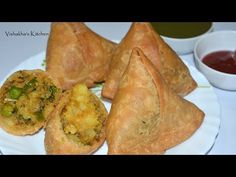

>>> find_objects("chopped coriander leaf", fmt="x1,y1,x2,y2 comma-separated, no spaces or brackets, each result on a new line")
48,85,57,102
35,110,44,120
41,59,46,67
23,77,38,93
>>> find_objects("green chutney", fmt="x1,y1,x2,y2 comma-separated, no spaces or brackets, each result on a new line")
151,22,212,38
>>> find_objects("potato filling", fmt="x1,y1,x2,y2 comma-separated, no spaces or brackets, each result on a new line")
0,71,61,125
62,84,105,145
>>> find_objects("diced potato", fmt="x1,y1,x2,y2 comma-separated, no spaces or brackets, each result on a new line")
62,84,102,145
64,124,77,134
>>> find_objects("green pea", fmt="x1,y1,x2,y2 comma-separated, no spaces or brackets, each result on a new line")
0,104,14,117
8,86,22,99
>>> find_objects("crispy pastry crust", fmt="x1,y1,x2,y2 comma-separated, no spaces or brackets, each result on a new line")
102,22,197,100
46,22,117,90
45,89,107,154
106,48,204,154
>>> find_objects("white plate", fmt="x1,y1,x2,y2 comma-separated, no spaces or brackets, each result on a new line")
0,51,220,155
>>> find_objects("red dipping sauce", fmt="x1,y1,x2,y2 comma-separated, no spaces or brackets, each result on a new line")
202,50,236,74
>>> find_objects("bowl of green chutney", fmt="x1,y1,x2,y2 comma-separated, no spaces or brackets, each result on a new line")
151,22,213,55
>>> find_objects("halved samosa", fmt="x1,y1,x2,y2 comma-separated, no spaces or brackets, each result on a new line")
46,22,117,90
106,48,204,154
102,22,197,99
45,84,107,154
0,70,62,136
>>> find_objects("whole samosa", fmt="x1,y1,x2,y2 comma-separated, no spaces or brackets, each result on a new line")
102,22,197,99
46,22,117,90
106,48,204,154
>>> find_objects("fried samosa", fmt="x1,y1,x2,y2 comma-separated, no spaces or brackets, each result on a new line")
102,22,197,99
106,48,204,154
0,70,62,136
46,22,117,90
45,84,107,154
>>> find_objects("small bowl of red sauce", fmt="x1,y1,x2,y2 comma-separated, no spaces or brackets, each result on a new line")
194,30,236,90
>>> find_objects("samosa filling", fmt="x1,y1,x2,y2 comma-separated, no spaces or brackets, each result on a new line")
0,71,60,125
62,84,105,146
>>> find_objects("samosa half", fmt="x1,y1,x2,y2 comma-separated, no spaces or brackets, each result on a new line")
45,84,107,154
102,22,197,99
46,22,117,90
0,70,62,136
106,48,204,154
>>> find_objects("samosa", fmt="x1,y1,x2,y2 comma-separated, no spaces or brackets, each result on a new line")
45,84,107,154
0,70,62,136
106,48,204,154
46,22,117,90
102,22,197,99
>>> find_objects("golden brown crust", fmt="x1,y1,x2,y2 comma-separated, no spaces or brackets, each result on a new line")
45,89,107,154
0,69,62,136
153,29,197,96
46,22,117,90
102,22,197,100
106,48,204,154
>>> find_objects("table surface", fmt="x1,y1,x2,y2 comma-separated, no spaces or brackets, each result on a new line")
0,22,236,154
